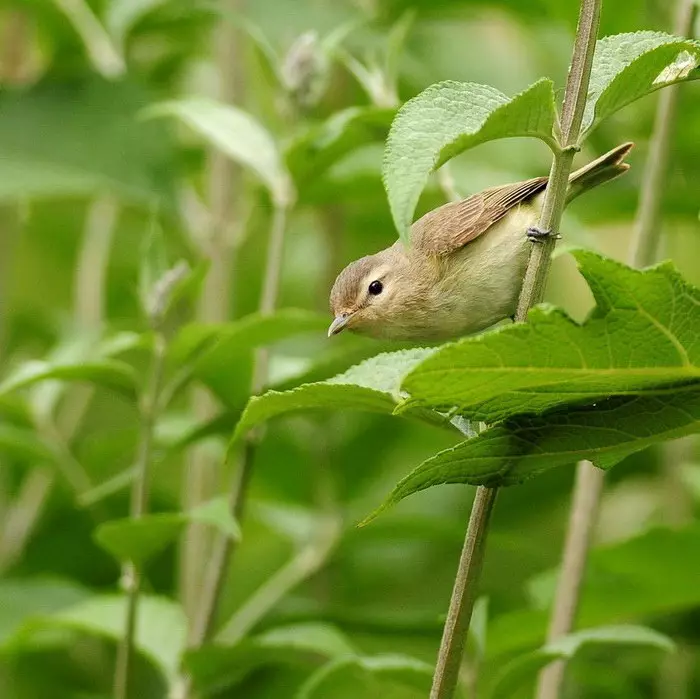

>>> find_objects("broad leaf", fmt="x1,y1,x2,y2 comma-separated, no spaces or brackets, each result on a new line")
298,654,435,699
0,359,138,401
94,497,240,564
487,625,673,699
366,387,700,521
185,622,356,695
26,595,186,681
145,99,293,205
382,79,557,240
0,80,174,204
583,32,700,134
0,425,58,464
231,349,443,443
400,251,700,422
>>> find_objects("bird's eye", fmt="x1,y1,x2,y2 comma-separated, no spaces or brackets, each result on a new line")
368,280,383,296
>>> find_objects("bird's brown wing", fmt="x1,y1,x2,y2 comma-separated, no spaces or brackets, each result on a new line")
410,176,549,255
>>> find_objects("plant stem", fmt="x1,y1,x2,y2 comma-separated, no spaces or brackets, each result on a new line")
180,202,290,697
536,3,696,698
430,487,498,699
431,2,602,697
534,461,604,699
113,334,167,699
181,0,245,618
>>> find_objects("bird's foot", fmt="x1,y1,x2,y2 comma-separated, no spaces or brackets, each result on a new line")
527,226,561,243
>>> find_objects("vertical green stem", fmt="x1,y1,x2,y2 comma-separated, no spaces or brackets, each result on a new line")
431,2,602,697
113,335,167,699
537,3,697,699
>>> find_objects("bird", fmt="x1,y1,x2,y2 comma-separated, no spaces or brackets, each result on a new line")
328,142,633,341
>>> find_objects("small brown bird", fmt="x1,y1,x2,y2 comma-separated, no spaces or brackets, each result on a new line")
328,142,633,341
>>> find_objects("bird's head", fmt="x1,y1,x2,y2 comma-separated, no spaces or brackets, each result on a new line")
328,248,409,339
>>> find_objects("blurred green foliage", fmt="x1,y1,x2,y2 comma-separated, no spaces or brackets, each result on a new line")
0,1,698,698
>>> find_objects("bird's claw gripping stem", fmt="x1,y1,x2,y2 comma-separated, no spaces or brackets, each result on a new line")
527,226,561,243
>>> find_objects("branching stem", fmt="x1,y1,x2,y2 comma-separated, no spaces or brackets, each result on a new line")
430,2,602,697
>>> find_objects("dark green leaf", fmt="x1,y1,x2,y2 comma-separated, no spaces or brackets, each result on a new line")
401,251,700,422
366,388,700,521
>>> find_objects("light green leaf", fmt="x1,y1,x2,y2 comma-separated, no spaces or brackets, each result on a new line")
94,497,240,564
145,99,293,205
185,622,356,695
487,625,673,699
27,595,186,681
138,216,170,318
0,359,138,401
382,79,557,240
231,349,444,443
0,425,58,464
583,32,700,134
298,654,435,699
0,79,174,204
400,251,700,422
365,387,700,522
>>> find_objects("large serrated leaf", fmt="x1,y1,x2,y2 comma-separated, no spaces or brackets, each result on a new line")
583,31,700,134
382,79,557,240
400,251,700,422
145,99,293,205
365,387,700,522
487,625,673,699
231,349,442,442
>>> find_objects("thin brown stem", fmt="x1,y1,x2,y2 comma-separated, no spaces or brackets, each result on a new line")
432,2,602,697
113,335,167,699
535,462,604,699
536,3,696,698
430,487,498,699
181,0,246,617
179,203,290,698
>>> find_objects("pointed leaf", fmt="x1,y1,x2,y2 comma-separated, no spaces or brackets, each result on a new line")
584,32,700,134
383,79,557,240
231,349,443,443
400,251,700,422
365,387,700,522
145,99,292,205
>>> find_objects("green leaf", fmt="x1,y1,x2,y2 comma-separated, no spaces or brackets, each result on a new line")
400,251,700,422
286,107,395,191
366,387,700,521
487,625,673,699
298,654,435,699
0,579,90,648
488,523,700,658
94,497,240,564
0,359,138,401
145,99,293,205
0,425,58,464
0,80,174,205
231,349,443,443
583,32,700,134
168,309,330,370
382,79,557,240
185,622,356,695
27,595,186,681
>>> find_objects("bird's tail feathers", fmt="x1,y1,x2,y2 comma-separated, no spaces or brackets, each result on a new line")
566,142,634,203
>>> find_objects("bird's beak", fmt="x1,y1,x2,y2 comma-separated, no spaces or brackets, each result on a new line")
328,313,351,337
